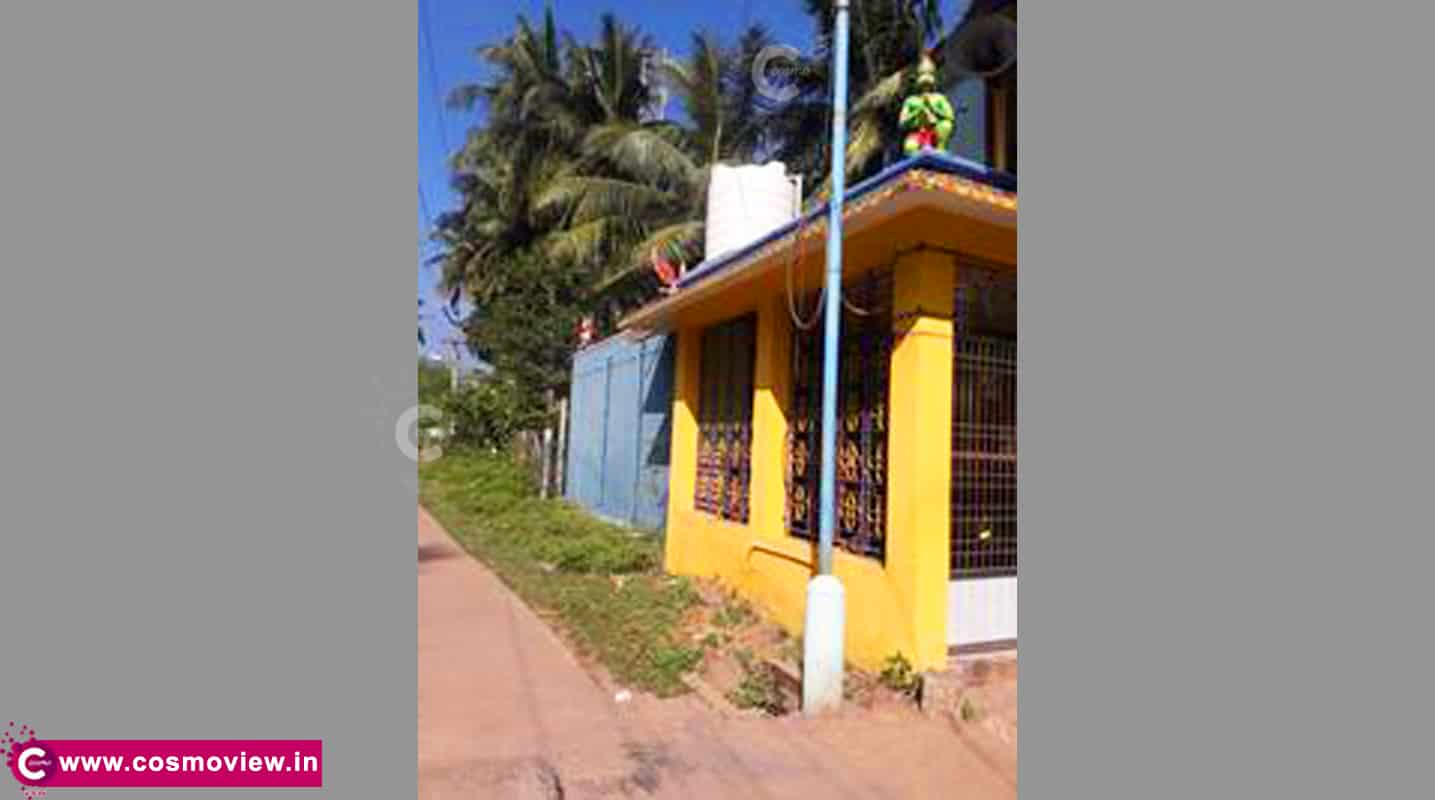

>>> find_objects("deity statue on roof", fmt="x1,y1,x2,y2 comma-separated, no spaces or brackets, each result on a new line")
900,53,955,156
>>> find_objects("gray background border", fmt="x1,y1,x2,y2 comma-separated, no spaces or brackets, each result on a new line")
1024,2,1433,796
2,1,1433,797
1,2,415,798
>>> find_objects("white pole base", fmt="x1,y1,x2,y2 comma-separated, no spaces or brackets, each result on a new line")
801,574,846,715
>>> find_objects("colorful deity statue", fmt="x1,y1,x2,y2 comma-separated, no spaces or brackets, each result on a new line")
900,54,954,155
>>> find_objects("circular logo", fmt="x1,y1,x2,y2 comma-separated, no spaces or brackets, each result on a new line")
397,404,445,464
752,45,802,105
10,741,57,786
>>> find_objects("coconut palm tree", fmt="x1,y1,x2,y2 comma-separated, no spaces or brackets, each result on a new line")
436,10,784,322
437,11,667,312
536,26,780,302
769,0,948,196
434,6,569,304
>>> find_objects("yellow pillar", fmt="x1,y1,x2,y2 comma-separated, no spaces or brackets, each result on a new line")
750,298,793,541
664,325,702,575
885,248,955,671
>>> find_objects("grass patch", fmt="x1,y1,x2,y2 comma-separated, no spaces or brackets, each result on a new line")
960,696,983,722
778,636,803,666
727,649,788,715
713,594,756,629
421,449,697,697
878,652,922,698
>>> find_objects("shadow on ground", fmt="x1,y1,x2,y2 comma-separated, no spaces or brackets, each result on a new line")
419,543,459,564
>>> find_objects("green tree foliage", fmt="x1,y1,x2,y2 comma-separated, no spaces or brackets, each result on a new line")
459,250,584,410
418,357,450,408
428,2,976,421
432,7,780,418
418,354,540,451
441,376,539,449
768,0,962,194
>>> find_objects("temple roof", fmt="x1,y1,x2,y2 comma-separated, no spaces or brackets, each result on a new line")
679,152,1014,293
619,152,1016,335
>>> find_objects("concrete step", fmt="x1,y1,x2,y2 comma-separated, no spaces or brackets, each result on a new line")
765,657,803,706
921,649,1017,717
947,649,1017,686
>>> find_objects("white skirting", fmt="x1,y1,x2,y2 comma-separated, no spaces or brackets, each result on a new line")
947,576,1018,646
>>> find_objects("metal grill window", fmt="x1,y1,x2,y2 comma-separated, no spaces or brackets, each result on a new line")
694,314,756,523
787,271,893,560
951,284,1017,578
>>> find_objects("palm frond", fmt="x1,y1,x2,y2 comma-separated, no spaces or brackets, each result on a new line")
852,68,907,114
535,175,675,225
541,217,631,266
635,220,705,264
594,220,705,292
580,123,699,189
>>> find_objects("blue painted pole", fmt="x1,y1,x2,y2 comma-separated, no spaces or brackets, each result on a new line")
818,0,850,578
802,0,850,716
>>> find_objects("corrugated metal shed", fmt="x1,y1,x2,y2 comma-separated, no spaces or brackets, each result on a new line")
565,332,674,531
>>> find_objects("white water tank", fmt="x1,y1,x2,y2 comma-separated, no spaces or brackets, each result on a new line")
704,162,801,260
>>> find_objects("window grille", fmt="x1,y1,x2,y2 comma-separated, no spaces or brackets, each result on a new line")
951,281,1017,578
787,271,893,560
694,314,757,523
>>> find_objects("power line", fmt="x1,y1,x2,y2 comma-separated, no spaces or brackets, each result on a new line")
418,180,447,351
419,0,451,157
418,181,436,237
418,181,441,279
417,1,455,352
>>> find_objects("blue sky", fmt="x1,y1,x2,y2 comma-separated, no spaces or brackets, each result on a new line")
417,0,971,360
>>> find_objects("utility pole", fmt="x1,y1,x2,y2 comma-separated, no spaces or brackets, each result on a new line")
803,0,850,716
540,389,555,499
446,336,461,392
555,396,568,497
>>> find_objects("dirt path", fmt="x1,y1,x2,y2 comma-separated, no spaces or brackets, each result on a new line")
418,507,1015,799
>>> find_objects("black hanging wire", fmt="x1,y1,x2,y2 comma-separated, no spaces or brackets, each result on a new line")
420,0,451,157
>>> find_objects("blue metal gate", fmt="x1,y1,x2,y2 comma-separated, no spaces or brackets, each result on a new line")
565,333,674,531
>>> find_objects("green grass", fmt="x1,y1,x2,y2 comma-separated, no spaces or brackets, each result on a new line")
960,696,983,722
727,651,787,715
878,652,922,698
421,449,700,697
713,594,756,630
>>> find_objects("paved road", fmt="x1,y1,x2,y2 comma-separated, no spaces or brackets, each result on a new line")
418,507,1015,799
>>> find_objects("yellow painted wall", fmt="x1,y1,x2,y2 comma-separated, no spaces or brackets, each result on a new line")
665,294,931,671
885,248,956,669
662,209,1000,673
